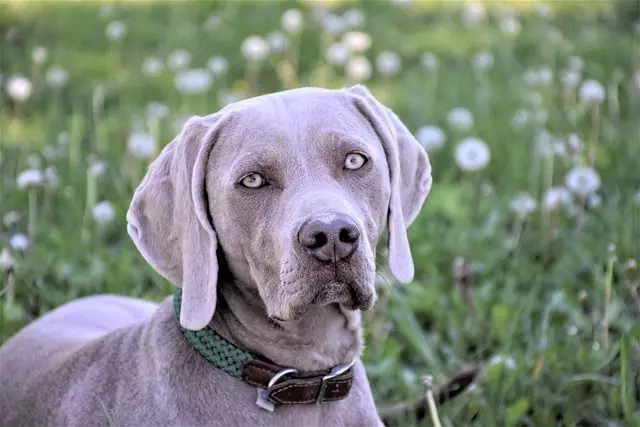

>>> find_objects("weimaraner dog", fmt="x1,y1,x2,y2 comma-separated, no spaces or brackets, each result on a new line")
0,85,432,427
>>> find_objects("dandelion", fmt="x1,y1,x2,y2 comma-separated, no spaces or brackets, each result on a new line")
567,133,583,152
320,13,346,36
446,108,474,132
267,32,289,54
455,137,490,172
44,166,59,189
105,20,127,41
0,248,13,272
206,56,229,77
167,49,192,71
3,212,20,228
6,75,32,102
461,1,486,27
562,70,581,89
343,8,365,28
421,53,439,71
579,79,605,104
345,56,372,82
415,126,446,152
543,187,572,211
174,69,213,94
587,192,602,208
88,158,107,177
489,354,516,370
17,169,43,189
500,15,521,36
567,325,578,336
565,166,601,196
127,132,156,159
471,52,493,71
281,8,303,34
523,67,553,87
241,36,269,62
204,15,221,32
325,42,350,66
31,46,48,64
143,57,164,76
342,31,371,53
92,201,116,225
510,192,538,216
9,233,29,251
146,102,170,119
511,109,531,128
45,66,69,88
375,51,401,77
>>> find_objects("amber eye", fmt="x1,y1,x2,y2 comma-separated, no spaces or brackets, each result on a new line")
240,172,266,188
344,152,368,170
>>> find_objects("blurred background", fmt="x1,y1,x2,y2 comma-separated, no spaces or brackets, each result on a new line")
1,0,639,425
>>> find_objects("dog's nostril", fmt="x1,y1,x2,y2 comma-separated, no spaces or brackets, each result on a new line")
310,232,328,249
339,228,359,244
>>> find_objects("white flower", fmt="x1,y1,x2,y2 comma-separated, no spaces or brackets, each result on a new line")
325,42,350,66
45,66,69,88
523,67,553,87
92,201,115,225
342,31,371,53
500,15,521,36
0,248,13,271
143,57,165,76
587,192,602,208
174,69,213,94
127,132,156,159
416,126,446,152
89,159,107,177
207,56,229,76
6,75,32,102
320,13,346,35
167,49,192,71
204,15,220,32
267,32,289,54
17,168,43,189
375,51,401,77
512,109,531,128
343,8,365,28
567,133,583,152
461,1,486,27
146,101,170,119
105,20,127,41
3,212,20,228
579,79,605,104
510,192,537,216
565,166,601,196
455,137,490,172
281,8,303,33
447,108,474,132
345,56,372,82
471,52,494,71
562,70,581,89
543,186,572,210
489,354,516,370
241,36,269,62
44,166,59,188
567,325,578,336
421,53,439,71
10,233,29,251
31,46,48,64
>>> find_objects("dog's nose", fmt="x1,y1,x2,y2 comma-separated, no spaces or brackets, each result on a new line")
298,214,360,262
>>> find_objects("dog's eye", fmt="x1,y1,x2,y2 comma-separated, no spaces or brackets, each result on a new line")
344,152,368,170
239,172,266,188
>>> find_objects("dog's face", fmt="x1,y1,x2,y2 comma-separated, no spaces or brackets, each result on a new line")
206,91,390,321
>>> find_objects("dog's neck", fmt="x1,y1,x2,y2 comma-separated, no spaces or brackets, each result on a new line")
210,278,364,372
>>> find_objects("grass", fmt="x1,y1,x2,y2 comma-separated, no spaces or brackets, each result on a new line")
1,0,640,425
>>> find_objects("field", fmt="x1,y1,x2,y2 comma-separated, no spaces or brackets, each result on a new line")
1,0,639,425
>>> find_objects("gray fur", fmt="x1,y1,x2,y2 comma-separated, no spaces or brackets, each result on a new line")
0,85,431,427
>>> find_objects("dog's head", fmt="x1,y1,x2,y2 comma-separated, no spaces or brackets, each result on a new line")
127,85,432,330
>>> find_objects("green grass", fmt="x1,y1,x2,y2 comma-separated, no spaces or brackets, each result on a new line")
1,0,640,425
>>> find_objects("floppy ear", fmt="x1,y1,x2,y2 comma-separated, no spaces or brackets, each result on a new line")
126,113,224,330
345,84,432,284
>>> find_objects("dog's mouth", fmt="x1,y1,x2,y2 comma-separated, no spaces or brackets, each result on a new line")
311,281,375,311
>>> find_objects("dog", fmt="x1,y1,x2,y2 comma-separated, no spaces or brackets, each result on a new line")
0,84,432,427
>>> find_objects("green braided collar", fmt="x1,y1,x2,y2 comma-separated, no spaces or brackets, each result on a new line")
173,288,254,378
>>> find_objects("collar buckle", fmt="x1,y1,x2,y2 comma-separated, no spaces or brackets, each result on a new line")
256,367,297,412
316,359,356,404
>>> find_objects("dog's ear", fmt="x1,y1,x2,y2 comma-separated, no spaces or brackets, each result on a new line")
345,84,432,284
127,114,225,330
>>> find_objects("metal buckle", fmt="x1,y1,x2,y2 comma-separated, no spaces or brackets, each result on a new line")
255,367,297,412
315,359,356,404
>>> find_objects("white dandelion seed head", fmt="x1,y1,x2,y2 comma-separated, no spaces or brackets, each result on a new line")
6,75,33,102
207,56,229,76
567,133,583,152
587,192,602,208
510,192,538,216
543,186,572,211
204,15,221,32
0,248,13,271
143,57,164,76
44,166,59,188
167,49,192,71
343,8,365,29
174,69,213,94
500,15,521,36
471,52,494,71
105,20,127,41
281,8,304,34
489,354,516,370
565,166,601,197
512,109,531,128
553,139,568,158
461,1,486,27
320,13,346,36
146,101,170,120
421,53,439,71
3,211,20,228
241,36,269,62
562,69,582,89
325,42,350,66
375,51,401,77
267,31,289,54
579,79,605,105
89,158,107,177
17,168,43,189
342,31,371,53
415,126,446,152
10,233,30,251
92,201,116,225
31,46,48,64
45,66,69,88
567,325,578,336
127,132,157,159
446,108,474,132
346,56,372,82
454,137,490,172
523,67,553,87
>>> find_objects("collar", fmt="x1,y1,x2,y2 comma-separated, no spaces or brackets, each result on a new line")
173,289,355,411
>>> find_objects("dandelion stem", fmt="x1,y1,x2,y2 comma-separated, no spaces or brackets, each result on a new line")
28,189,37,239
588,104,600,167
603,248,616,349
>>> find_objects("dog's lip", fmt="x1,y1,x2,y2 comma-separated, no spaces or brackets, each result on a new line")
311,281,375,311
